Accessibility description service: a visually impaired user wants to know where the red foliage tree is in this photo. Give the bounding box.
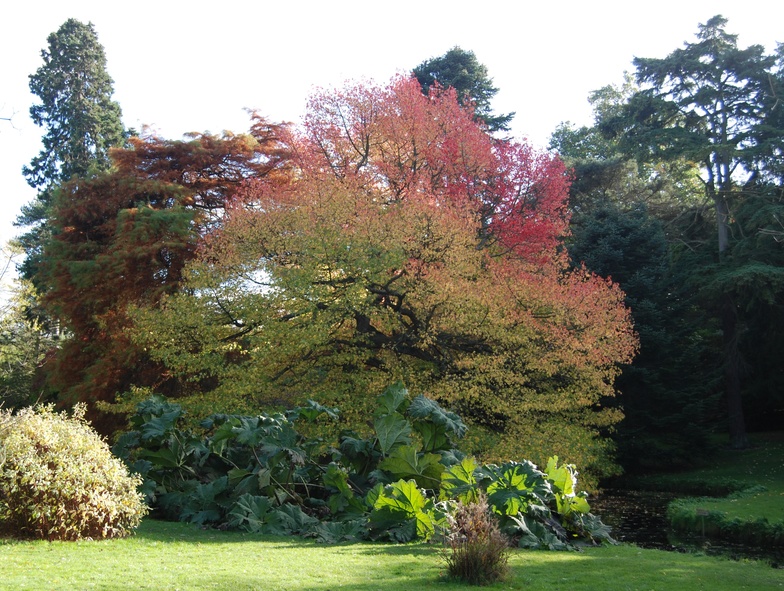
[134,77,636,478]
[38,119,291,428]
[300,76,570,260]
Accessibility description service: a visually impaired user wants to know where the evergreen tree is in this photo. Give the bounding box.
[413,47,515,133]
[17,18,125,284]
[600,15,784,448]
[553,79,720,470]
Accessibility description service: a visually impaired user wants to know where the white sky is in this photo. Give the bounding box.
[1,1,781,276]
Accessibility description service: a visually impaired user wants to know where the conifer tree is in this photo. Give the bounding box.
[18,18,125,283]
[413,47,515,133]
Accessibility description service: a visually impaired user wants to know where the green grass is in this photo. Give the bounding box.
[0,519,781,590]
[630,432,784,544]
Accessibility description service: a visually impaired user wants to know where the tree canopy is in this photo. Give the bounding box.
[35,120,291,429]
[597,15,784,449]
[127,77,636,477]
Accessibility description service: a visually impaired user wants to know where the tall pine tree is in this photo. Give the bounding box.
[18,18,125,284]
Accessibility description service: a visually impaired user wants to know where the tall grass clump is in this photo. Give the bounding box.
[442,494,510,585]
[0,404,147,541]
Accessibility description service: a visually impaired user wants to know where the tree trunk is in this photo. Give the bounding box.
[715,189,749,449]
[715,194,731,255]
[722,294,749,449]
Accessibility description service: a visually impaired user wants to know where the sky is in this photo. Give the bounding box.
[1,1,782,293]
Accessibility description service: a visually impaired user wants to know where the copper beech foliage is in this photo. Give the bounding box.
[39,118,292,427]
[131,77,637,478]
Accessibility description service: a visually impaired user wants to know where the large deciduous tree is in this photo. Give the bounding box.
[37,120,291,430]
[601,15,784,448]
[131,77,636,480]
[413,47,515,133]
[18,19,126,283]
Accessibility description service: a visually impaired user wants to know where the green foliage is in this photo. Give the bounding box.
[597,15,784,448]
[0,405,147,540]
[480,461,552,517]
[119,384,612,550]
[413,46,514,133]
[569,200,719,471]
[19,19,126,284]
[368,479,446,542]
[545,456,590,518]
[477,456,613,549]
[374,413,412,456]
[442,494,510,586]
[0,273,56,409]
[24,19,124,190]
[127,76,633,481]
[379,445,445,490]
[440,457,480,504]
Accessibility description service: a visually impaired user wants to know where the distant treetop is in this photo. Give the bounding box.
[413,46,515,133]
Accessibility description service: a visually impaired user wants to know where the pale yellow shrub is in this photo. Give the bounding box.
[0,404,147,540]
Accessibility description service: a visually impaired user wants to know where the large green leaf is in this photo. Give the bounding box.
[180,476,229,525]
[270,504,320,536]
[482,461,553,516]
[407,395,467,442]
[375,382,409,416]
[545,456,576,497]
[374,413,411,455]
[227,494,274,532]
[324,463,366,516]
[509,514,569,551]
[545,456,591,517]
[139,408,182,442]
[369,479,441,541]
[287,400,340,423]
[413,422,449,453]
[378,445,444,489]
[311,519,367,543]
[440,456,479,503]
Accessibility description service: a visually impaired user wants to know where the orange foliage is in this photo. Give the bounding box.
[38,120,292,428]
[135,77,636,475]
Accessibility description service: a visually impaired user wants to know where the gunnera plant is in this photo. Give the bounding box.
[0,404,148,541]
[442,493,510,586]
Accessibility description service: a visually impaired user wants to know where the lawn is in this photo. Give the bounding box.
[680,432,784,521]
[1,519,781,590]
[628,432,784,544]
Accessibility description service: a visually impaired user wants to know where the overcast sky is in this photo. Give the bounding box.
[1,1,782,278]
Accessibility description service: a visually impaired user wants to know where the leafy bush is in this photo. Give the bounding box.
[116,383,613,549]
[442,494,510,586]
[0,405,148,540]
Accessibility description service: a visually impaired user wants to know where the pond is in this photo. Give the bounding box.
[590,489,783,567]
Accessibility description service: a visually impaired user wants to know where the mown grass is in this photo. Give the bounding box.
[0,519,781,590]
[630,432,784,545]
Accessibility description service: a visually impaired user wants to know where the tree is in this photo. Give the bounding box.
[0,245,55,410]
[35,120,291,431]
[413,47,515,133]
[601,15,784,448]
[17,19,126,284]
[130,77,636,481]
[551,83,720,469]
[568,201,721,470]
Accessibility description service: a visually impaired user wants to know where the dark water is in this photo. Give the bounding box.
[591,489,783,567]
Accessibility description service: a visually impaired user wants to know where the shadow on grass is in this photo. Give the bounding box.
[134,518,436,556]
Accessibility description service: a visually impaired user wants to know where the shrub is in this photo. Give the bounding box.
[442,494,510,586]
[0,404,148,540]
